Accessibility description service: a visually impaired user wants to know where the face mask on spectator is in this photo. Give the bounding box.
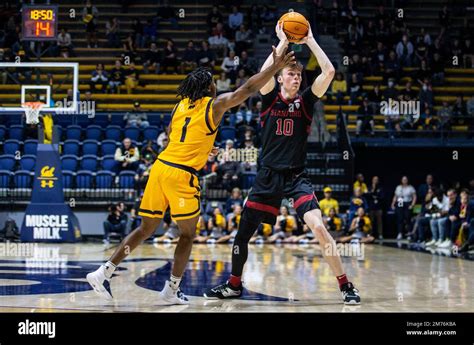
[422,85,428,91]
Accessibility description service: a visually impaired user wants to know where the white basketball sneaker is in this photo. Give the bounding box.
[159,280,189,305]
[86,265,113,300]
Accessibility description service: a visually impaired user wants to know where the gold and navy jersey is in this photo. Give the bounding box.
[158,96,219,171]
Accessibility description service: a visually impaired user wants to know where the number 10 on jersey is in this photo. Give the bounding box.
[275,119,294,136]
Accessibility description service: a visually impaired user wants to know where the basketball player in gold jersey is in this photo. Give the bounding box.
[86,46,295,304]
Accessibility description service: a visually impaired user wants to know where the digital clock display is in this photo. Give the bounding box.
[22,5,58,41]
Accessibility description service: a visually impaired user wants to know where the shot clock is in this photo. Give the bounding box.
[22,5,59,41]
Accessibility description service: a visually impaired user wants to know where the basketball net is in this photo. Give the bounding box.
[22,102,44,125]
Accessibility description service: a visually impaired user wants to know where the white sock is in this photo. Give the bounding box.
[169,274,181,290]
[103,261,116,279]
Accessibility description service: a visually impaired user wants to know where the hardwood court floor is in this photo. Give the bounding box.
[0,242,472,312]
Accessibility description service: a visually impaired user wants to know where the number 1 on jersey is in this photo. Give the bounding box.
[180,117,191,142]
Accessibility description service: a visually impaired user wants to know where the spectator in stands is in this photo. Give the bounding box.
[218,140,241,191]
[240,138,257,173]
[319,187,340,216]
[415,60,431,86]
[418,174,435,203]
[383,78,398,101]
[419,79,434,111]
[216,72,231,95]
[208,27,229,59]
[384,50,401,82]
[420,106,437,131]
[198,40,216,68]
[414,34,429,67]
[180,40,198,74]
[348,73,363,105]
[391,176,417,240]
[426,188,449,247]
[329,72,347,105]
[246,4,262,35]
[235,69,249,89]
[450,190,472,250]
[143,42,161,74]
[260,5,276,23]
[347,187,368,226]
[122,33,137,62]
[108,60,125,94]
[124,62,140,94]
[400,81,417,102]
[438,5,450,36]
[431,53,445,85]
[131,18,144,48]
[123,101,149,128]
[135,153,153,192]
[371,41,387,74]
[140,139,158,162]
[221,50,239,83]
[103,204,126,244]
[367,176,385,240]
[89,63,109,93]
[238,50,257,75]
[356,97,374,136]
[267,206,297,244]
[156,0,179,30]
[206,5,223,33]
[228,6,244,34]
[225,187,243,214]
[217,205,242,244]
[436,189,461,248]
[115,137,140,171]
[200,153,218,176]
[106,17,120,48]
[154,219,180,244]
[354,173,368,193]
[452,96,466,120]
[82,0,99,48]
[437,100,452,131]
[160,39,179,74]
[143,19,157,46]
[235,24,252,55]
[57,28,74,58]
[129,194,143,231]
[340,207,374,244]
[413,187,435,243]
[459,203,474,253]
[463,38,473,68]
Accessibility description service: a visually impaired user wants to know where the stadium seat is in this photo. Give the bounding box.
[81,155,99,171]
[3,139,21,155]
[118,171,136,189]
[101,155,117,172]
[9,125,24,141]
[109,115,125,126]
[0,125,6,141]
[124,127,140,141]
[53,125,63,141]
[143,126,160,142]
[91,114,109,127]
[76,170,94,189]
[61,155,79,171]
[55,115,73,128]
[147,115,162,127]
[23,139,38,155]
[96,171,115,188]
[101,140,118,156]
[14,170,33,188]
[0,170,12,188]
[220,126,237,141]
[0,154,16,170]
[105,125,122,141]
[241,172,257,190]
[85,125,103,141]
[19,155,36,171]
[63,139,80,156]
[83,139,99,156]
[62,170,75,189]
[66,125,82,140]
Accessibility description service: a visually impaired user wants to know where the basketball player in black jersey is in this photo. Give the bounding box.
[205,23,361,304]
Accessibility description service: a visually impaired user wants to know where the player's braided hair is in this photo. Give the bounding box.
[177,67,213,102]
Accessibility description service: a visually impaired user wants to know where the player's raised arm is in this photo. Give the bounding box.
[212,46,295,124]
[297,23,335,97]
[258,23,289,95]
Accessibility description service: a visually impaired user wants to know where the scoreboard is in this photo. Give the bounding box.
[22,5,59,41]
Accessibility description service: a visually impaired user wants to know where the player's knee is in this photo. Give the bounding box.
[179,229,195,241]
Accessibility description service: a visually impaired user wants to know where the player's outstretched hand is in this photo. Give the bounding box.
[295,22,314,45]
[275,22,288,43]
[271,45,296,70]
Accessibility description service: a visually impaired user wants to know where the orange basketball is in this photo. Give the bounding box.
[278,12,309,43]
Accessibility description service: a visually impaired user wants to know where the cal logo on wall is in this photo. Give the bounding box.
[38,166,57,188]
[21,144,81,243]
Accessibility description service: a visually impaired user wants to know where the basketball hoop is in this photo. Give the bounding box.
[22,102,45,125]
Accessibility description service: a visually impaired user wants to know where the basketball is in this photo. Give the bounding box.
[278,11,309,43]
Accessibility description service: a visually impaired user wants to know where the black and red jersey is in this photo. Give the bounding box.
[259,83,320,170]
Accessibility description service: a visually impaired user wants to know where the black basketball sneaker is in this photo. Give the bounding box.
[341,282,361,305]
[204,281,243,299]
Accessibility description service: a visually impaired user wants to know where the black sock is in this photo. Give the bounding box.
[231,216,260,278]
